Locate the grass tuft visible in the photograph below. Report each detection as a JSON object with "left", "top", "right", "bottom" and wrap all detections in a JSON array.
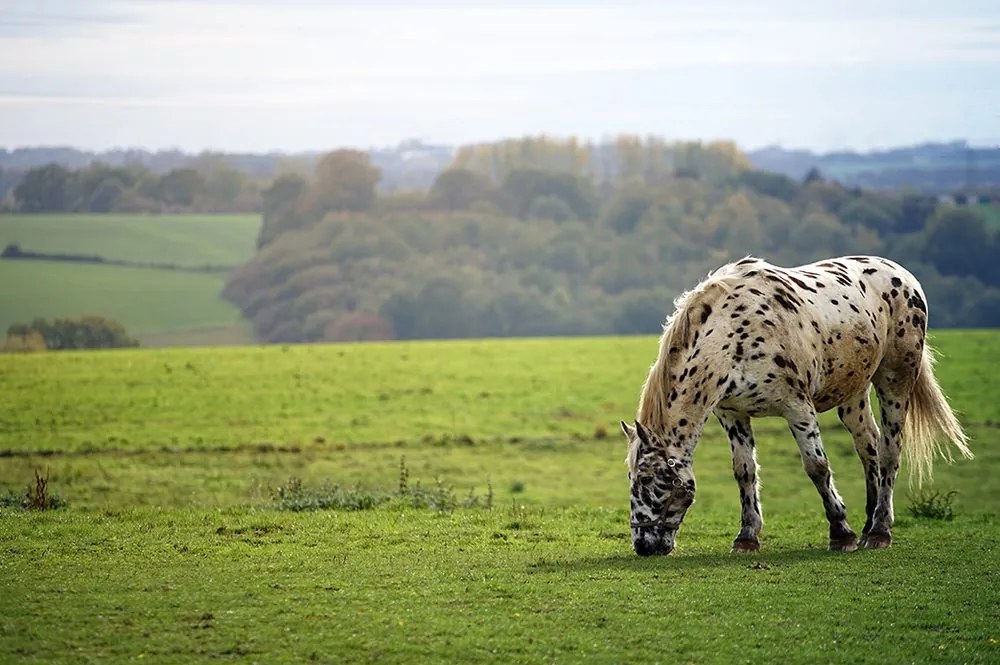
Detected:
[
  {"left": 0, "top": 469, "right": 68, "bottom": 510},
  {"left": 269, "top": 457, "right": 493, "bottom": 513},
  {"left": 907, "top": 489, "right": 959, "bottom": 521}
]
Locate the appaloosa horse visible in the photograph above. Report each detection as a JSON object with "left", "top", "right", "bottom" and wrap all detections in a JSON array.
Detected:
[{"left": 622, "top": 256, "right": 972, "bottom": 556}]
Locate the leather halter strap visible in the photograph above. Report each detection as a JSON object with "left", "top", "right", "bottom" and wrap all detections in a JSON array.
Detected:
[{"left": 629, "top": 477, "right": 691, "bottom": 529}]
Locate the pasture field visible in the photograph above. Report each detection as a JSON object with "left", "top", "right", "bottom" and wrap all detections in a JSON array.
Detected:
[
  {"left": 0, "top": 214, "right": 259, "bottom": 345},
  {"left": 975, "top": 203, "right": 1000, "bottom": 231},
  {"left": 1, "top": 332, "right": 998, "bottom": 663},
  {"left": 0, "top": 261, "right": 249, "bottom": 337},
  {"left": 0, "top": 214, "right": 260, "bottom": 267}
]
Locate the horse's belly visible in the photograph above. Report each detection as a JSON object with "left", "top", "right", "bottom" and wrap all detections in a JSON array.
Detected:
[
  {"left": 812, "top": 338, "right": 882, "bottom": 412},
  {"left": 715, "top": 393, "right": 786, "bottom": 418},
  {"left": 813, "top": 373, "right": 874, "bottom": 413}
]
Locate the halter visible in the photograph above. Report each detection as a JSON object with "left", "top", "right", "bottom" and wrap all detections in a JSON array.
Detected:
[{"left": 629, "top": 472, "right": 694, "bottom": 529}]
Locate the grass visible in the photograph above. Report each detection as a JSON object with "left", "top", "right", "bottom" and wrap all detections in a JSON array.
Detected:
[
  {"left": 0, "top": 213, "right": 260, "bottom": 267},
  {"left": 0, "top": 213, "right": 259, "bottom": 344},
  {"left": 1, "top": 331, "right": 998, "bottom": 663},
  {"left": 0, "top": 260, "right": 246, "bottom": 336},
  {"left": 973, "top": 203, "right": 1000, "bottom": 231}
]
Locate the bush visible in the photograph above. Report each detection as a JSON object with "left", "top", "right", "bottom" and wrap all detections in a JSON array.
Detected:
[
  {"left": 7, "top": 316, "right": 138, "bottom": 351},
  {"left": 1, "top": 470, "right": 68, "bottom": 511},
  {"left": 2, "top": 330, "right": 47, "bottom": 352}
]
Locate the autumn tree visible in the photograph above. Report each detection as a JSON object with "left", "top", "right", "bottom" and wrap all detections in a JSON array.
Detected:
[
  {"left": 430, "top": 168, "right": 492, "bottom": 210},
  {"left": 298, "top": 150, "right": 380, "bottom": 218}
]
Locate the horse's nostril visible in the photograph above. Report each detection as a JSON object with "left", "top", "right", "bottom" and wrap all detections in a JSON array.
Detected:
[
  {"left": 633, "top": 541, "right": 656, "bottom": 557},
  {"left": 633, "top": 536, "right": 673, "bottom": 556}
]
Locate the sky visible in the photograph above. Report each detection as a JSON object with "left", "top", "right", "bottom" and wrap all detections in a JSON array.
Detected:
[{"left": 1, "top": 0, "right": 999, "bottom": 153}]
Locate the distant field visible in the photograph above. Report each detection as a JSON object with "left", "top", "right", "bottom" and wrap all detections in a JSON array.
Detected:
[
  {"left": 974, "top": 203, "right": 1000, "bottom": 231},
  {"left": 0, "top": 260, "right": 249, "bottom": 337},
  {"left": 0, "top": 213, "right": 260, "bottom": 266},
  {"left": 0, "top": 214, "right": 259, "bottom": 344},
  {"left": 0, "top": 332, "right": 996, "bottom": 663}
]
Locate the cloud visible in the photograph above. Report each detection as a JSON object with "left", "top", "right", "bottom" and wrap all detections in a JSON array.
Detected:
[
  {"left": 1, "top": 0, "right": 999, "bottom": 150},
  {"left": 0, "top": 0, "right": 138, "bottom": 37}
]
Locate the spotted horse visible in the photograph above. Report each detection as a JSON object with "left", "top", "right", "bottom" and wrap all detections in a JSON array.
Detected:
[{"left": 621, "top": 255, "right": 973, "bottom": 556}]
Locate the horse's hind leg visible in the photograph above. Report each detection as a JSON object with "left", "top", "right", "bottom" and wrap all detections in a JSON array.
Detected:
[
  {"left": 837, "top": 386, "right": 881, "bottom": 545},
  {"left": 785, "top": 404, "right": 858, "bottom": 551},
  {"left": 717, "top": 411, "right": 762, "bottom": 552},
  {"left": 868, "top": 364, "right": 918, "bottom": 548}
]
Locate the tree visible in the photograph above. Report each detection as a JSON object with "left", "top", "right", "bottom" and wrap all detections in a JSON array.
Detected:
[
  {"left": 840, "top": 198, "right": 895, "bottom": 235},
  {"left": 898, "top": 194, "right": 937, "bottom": 233},
  {"left": 86, "top": 177, "right": 126, "bottom": 213},
  {"left": 202, "top": 166, "right": 247, "bottom": 211},
  {"left": 14, "top": 164, "right": 77, "bottom": 212},
  {"left": 430, "top": 168, "right": 492, "bottom": 210},
  {"left": 323, "top": 313, "right": 395, "bottom": 341},
  {"left": 380, "top": 277, "right": 475, "bottom": 339},
  {"left": 258, "top": 174, "right": 309, "bottom": 247},
  {"left": 299, "top": 150, "right": 380, "bottom": 217},
  {"left": 9, "top": 316, "right": 138, "bottom": 350},
  {"left": 803, "top": 167, "right": 824, "bottom": 184},
  {"left": 602, "top": 183, "right": 654, "bottom": 234},
  {"left": 923, "top": 208, "right": 997, "bottom": 285},
  {"left": 528, "top": 195, "right": 577, "bottom": 222},
  {"left": 158, "top": 168, "right": 206, "bottom": 207},
  {"left": 738, "top": 170, "right": 798, "bottom": 202},
  {"left": 501, "top": 169, "right": 596, "bottom": 220}
]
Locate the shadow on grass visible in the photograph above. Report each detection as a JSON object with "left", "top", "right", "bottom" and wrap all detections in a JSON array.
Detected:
[{"left": 529, "top": 545, "right": 891, "bottom": 575}]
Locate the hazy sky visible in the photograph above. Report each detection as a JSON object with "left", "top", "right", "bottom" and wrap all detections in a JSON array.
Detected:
[{"left": 2, "top": 0, "right": 999, "bottom": 152}]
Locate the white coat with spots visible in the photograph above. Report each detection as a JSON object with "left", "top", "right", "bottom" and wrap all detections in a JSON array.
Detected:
[{"left": 622, "top": 256, "right": 972, "bottom": 556}]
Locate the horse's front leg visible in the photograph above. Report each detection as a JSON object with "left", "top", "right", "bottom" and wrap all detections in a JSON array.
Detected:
[
  {"left": 717, "top": 410, "right": 763, "bottom": 553},
  {"left": 786, "top": 404, "right": 858, "bottom": 552}
]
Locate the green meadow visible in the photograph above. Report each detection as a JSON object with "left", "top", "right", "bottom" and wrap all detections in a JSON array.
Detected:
[
  {"left": 0, "top": 214, "right": 259, "bottom": 345},
  {"left": 0, "top": 214, "right": 259, "bottom": 267},
  {"left": 1, "top": 332, "right": 998, "bottom": 663}
]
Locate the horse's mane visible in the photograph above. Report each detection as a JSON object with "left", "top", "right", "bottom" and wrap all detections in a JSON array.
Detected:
[{"left": 637, "top": 262, "right": 755, "bottom": 428}]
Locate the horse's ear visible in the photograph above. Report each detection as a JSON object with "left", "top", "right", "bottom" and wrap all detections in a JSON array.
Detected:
[
  {"left": 634, "top": 420, "right": 651, "bottom": 446},
  {"left": 620, "top": 420, "right": 636, "bottom": 440}
]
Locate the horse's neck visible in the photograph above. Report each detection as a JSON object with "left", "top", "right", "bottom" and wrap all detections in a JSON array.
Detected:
[{"left": 653, "top": 349, "right": 728, "bottom": 457}]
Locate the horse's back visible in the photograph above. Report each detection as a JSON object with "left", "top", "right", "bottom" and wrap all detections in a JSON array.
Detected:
[{"left": 712, "top": 256, "right": 926, "bottom": 415}]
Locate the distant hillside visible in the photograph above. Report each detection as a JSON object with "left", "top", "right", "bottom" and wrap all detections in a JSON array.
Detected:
[
  {"left": 0, "top": 141, "right": 455, "bottom": 198},
  {"left": 0, "top": 214, "right": 259, "bottom": 346},
  {"left": 748, "top": 141, "right": 1000, "bottom": 193},
  {"left": 7, "top": 140, "right": 1000, "bottom": 201}
]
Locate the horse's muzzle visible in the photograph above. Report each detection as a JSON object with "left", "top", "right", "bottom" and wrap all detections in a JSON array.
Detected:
[{"left": 632, "top": 529, "right": 675, "bottom": 556}]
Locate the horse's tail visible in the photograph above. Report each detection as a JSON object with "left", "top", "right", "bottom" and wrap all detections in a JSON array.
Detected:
[{"left": 903, "top": 341, "right": 973, "bottom": 486}]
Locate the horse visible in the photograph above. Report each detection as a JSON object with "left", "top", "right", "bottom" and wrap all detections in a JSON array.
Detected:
[{"left": 621, "top": 255, "right": 972, "bottom": 556}]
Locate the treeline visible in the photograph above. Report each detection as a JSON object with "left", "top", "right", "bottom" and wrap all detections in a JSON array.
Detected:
[
  {"left": 4, "top": 316, "right": 138, "bottom": 352},
  {"left": 749, "top": 141, "right": 1000, "bottom": 194},
  {"left": 0, "top": 141, "right": 455, "bottom": 204},
  {"left": 222, "top": 136, "right": 1000, "bottom": 343},
  {"left": 6, "top": 160, "right": 263, "bottom": 214}
]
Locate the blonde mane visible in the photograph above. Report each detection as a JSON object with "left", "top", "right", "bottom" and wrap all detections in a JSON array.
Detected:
[{"left": 636, "top": 264, "right": 750, "bottom": 428}]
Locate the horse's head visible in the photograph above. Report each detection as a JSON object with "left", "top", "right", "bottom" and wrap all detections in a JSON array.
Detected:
[{"left": 621, "top": 420, "right": 696, "bottom": 556}]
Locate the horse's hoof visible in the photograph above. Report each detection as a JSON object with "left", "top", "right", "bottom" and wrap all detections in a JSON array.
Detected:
[
  {"left": 861, "top": 532, "right": 891, "bottom": 549},
  {"left": 829, "top": 536, "right": 858, "bottom": 552},
  {"left": 731, "top": 538, "right": 761, "bottom": 553}
]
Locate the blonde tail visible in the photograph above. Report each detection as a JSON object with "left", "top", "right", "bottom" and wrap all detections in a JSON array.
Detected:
[{"left": 903, "top": 342, "right": 973, "bottom": 486}]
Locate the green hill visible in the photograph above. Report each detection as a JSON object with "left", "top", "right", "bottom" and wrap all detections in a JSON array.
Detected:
[
  {"left": 0, "top": 213, "right": 259, "bottom": 266},
  {"left": 0, "top": 214, "right": 259, "bottom": 345}
]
